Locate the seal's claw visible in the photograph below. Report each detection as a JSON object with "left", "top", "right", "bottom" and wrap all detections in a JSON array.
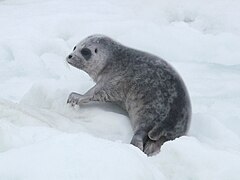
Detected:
[{"left": 67, "top": 92, "right": 82, "bottom": 106}]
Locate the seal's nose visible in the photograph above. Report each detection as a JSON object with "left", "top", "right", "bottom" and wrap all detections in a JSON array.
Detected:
[{"left": 68, "top": 55, "right": 72, "bottom": 59}]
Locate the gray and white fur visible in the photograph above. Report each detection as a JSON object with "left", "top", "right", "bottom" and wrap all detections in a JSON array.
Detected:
[{"left": 66, "top": 35, "right": 191, "bottom": 156}]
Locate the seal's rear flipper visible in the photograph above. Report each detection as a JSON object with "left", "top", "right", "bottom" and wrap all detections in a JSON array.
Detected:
[
  {"left": 148, "top": 124, "right": 166, "bottom": 141},
  {"left": 130, "top": 130, "right": 148, "bottom": 151},
  {"left": 143, "top": 136, "right": 167, "bottom": 156}
]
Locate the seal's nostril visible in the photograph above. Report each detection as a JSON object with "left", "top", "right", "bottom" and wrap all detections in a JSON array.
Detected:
[{"left": 68, "top": 55, "right": 72, "bottom": 59}]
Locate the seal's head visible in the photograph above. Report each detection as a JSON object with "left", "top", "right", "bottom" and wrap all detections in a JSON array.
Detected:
[{"left": 66, "top": 34, "right": 118, "bottom": 81}]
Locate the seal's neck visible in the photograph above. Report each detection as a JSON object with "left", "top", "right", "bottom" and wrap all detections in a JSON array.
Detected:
[{"left": 84, "top": 69, "right": 99, "bottom": 82}]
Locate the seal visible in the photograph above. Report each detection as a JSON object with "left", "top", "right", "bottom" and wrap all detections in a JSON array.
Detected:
[{"left": 66, "top": 34, "right": 191, "bottom": 155}]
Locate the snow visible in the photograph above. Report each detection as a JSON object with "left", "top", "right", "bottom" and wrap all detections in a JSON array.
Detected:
[{"left": 0, "top": 0, "right": 240, "bottom": 179}]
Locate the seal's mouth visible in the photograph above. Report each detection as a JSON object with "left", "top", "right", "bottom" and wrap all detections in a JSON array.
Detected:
[
  {"left": 66, "top": 56, "right": 84, "bottom": 70},
  {"left": 66, "top": 57, "right": 76, "bottom": 67},
  {"left": 66, "top": 57, "right": 72, "bottom": 64}
]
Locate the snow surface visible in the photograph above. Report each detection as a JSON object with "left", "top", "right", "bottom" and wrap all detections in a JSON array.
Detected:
[{"left": 0, "top": 0, "right": 240, "bottom": 179}]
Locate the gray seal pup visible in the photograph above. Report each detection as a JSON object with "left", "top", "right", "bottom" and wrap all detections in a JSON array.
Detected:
[{"left": 66, "top": 34, "right": 191, "bottom": 156}]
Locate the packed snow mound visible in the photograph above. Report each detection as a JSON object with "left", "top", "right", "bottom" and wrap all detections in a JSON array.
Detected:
[
  {"left": 0, "top": 0, "right": 240, "bottom": 179},
  {"left": 0, "top": 132, "right": 164, "bottom": 180}
]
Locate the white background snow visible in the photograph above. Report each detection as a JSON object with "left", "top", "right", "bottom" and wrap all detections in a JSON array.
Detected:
[{"left": 0, "top": 0, "right": 240, "bottom": 179}]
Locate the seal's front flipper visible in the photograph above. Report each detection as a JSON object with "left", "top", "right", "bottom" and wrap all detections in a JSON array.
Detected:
[{"left": 67, "top": 92, "right": 83, "bottom": 106}]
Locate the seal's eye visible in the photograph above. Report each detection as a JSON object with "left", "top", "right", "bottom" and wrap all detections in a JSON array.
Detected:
[
  {"left": 95, "top": 48, "right": 98, "bottom": 53},
  {"left": 81, "top": 48, "right": 92, "bottom": 60},
  {"left": 73, "top": 46, "right": 76, "bottom": 51}
]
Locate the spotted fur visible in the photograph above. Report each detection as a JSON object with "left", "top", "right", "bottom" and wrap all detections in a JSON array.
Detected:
[{"left": 66, "top": 34, "right": 191, "bottom": 156}]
